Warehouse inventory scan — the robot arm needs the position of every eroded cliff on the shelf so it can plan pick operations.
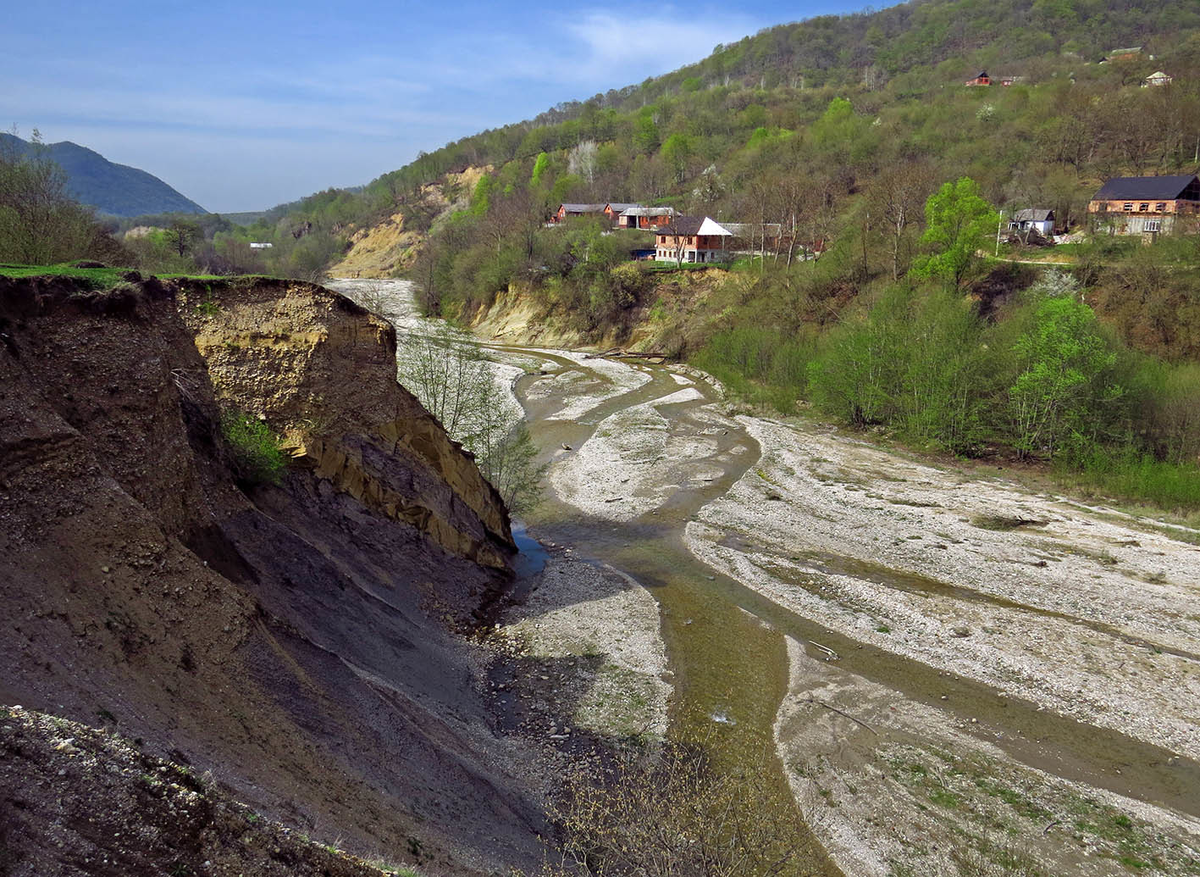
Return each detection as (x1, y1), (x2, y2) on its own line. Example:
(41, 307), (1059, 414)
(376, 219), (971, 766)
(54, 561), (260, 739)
(0, 275), (540, 876)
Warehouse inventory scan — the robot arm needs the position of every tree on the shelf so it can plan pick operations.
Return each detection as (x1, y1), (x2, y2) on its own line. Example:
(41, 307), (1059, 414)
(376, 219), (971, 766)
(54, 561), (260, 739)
(1008, 290), (1124, 460)
(872, 161), (935, 280)
(0, 129), (103, 265)
(911, 177), (1000, 289)
(165, 218), (201, 258)
(568, 140), (599, 186)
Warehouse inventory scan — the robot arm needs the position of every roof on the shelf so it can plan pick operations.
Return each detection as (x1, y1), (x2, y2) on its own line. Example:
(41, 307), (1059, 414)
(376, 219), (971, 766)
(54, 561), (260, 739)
(558, 203), (607, 213)
(1091, 175), (1200, 201)
(972, 71), (989, 78)
(1145, 71), (1172, 79)
(1011, 208), (1053, 222)
(1109, 46), (1143, 55)
(656, 216), (732, 236)
(621, 206), (674, 216)
(604, 202), (643, 213)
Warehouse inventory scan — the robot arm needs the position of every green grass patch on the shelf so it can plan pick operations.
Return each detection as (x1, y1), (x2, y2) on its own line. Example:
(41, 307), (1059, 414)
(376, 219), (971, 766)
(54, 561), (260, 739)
(0, 262), (229, 288)
(1061, 448), (1200, 513)
(220, 409), (288, 487)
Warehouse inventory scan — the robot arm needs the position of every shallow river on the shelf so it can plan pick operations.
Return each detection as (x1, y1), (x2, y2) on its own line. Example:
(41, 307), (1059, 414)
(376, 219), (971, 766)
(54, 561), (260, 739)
(330, 279), (1200, 877)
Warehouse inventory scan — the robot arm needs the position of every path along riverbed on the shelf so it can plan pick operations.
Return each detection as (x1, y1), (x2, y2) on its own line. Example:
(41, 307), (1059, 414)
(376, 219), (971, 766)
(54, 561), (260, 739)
(330, 279), (1200, 877)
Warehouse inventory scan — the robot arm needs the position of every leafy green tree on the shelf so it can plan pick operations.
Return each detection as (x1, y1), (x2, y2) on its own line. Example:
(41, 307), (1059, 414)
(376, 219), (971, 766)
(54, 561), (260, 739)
(660, 133), (694, 183)
(911, 177), (1000, 289)
(530, 151), (550, 188)
(1008, 293), (1124, 460)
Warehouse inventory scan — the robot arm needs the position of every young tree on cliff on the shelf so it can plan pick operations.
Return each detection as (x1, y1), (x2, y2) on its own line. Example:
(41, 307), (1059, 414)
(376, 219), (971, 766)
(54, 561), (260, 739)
(911, 177), (1000, 289)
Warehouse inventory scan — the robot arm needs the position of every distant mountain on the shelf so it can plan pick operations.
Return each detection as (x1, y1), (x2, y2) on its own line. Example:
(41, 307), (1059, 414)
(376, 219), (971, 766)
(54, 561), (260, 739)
(0, 133), (206, 217)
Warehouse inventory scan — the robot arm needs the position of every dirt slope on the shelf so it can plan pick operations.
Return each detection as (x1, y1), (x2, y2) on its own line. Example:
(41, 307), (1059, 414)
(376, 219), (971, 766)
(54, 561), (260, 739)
(0, 275), (542, 875)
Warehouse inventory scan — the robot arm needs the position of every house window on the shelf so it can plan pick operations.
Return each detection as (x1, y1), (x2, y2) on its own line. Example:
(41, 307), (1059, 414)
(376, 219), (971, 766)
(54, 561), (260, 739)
(1124, 203), (1134, 212)
(1139, 203), (1149, 212)
(1146, 219), (1162, 232)
(1156, 203), (1166, 212)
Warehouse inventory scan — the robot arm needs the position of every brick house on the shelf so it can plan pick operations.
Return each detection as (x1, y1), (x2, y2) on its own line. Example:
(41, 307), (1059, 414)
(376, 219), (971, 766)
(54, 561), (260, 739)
(553, 203), (606, 222)
(1087, 175), (1200, 236)
(603, 202), (642, 224)
(965, 70), (991, 86)
(654, 216), (733, 264)
(619, 206), (675, 229)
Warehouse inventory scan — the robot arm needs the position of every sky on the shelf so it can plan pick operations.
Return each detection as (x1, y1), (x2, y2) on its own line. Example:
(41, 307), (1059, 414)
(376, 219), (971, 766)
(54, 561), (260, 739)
(4, 1), (875, 212)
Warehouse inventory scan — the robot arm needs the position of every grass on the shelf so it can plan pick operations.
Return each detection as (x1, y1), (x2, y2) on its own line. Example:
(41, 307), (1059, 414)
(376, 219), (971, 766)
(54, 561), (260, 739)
(1060, 449), (1200, 514)
(0, 262), (237, 287)
(220, 409), (288, 487)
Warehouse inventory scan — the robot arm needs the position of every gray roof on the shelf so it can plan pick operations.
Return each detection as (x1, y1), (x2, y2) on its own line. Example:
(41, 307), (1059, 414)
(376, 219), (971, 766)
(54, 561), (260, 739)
(1011, 208), (1054, 222)
(1092, 175), (1200, 201)
(604, 202), (643, 212)
(559, 203), (607, 213)
(621, 206), (674, 216)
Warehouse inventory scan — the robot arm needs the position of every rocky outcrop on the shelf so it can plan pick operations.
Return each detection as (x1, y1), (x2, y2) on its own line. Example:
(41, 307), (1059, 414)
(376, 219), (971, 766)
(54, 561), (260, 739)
(178, 277), (514, 571)
(0, 275), (542, 876)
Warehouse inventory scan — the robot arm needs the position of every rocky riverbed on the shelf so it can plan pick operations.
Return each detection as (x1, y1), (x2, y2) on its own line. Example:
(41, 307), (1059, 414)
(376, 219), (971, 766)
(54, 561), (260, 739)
(335, 279), (1200, 877)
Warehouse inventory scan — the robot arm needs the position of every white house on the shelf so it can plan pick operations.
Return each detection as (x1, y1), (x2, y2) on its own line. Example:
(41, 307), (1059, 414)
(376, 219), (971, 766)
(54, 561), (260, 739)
(1143, 71), (1174, 87)
(1008, 208), (1055, 237)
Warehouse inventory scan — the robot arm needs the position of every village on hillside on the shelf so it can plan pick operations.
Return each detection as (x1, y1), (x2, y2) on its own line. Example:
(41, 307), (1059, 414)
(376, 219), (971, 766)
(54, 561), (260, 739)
(551, 169), (1200, 269)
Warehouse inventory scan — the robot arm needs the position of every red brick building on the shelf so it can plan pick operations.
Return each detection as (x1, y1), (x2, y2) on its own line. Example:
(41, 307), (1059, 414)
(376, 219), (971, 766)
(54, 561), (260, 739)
(1088, 175), (1200, 236)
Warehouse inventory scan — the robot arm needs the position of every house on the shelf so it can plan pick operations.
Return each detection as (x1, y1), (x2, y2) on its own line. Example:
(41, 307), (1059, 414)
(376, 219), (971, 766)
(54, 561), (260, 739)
(1008, 209), (1055, 237)
(1087, 175), (1200, 236)
(553, 203), (607, 222)
(965, 71), (991, 87)
(1143, 71), (1174, 87)
(249, 242), (274, 249)
(998, 75), (1025, 87)
(1100, 46), (1143, 64)
(619, 206), (675, 229)
(654, 216), (733, 264)
(603, 202), (642, 224)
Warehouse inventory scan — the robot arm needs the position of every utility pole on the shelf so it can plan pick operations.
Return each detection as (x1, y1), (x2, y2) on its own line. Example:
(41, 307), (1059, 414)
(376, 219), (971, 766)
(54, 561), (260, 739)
(995, 209), (1004, 257)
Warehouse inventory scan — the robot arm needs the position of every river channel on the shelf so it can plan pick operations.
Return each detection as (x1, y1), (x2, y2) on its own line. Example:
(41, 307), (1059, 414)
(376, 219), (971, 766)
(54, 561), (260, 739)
(331, 279), (1200, 877)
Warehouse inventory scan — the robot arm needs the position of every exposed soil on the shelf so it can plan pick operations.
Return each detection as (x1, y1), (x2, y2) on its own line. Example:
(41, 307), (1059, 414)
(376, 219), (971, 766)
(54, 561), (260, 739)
(0, 706), (401, 877)
(0, 275), (547, 876)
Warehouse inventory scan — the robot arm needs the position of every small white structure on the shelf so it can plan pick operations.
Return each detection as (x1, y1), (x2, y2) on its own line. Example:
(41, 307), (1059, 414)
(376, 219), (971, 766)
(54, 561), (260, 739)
(1143, 71), (1174, 87)
(249, 242), (274, 249)
(1009, 208), (1055, 237)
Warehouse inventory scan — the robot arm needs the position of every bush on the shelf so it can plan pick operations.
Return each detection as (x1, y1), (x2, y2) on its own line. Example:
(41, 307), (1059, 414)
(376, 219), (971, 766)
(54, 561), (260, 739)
(220, 410), (287, 487)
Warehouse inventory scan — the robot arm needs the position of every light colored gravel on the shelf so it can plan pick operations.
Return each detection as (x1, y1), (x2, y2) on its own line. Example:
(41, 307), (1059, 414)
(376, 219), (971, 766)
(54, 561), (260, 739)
(497, 554), (671, 739)
(550, 387), (738, 522)
(687, 415), (1200, 760)
(776, 637), (1200, 877)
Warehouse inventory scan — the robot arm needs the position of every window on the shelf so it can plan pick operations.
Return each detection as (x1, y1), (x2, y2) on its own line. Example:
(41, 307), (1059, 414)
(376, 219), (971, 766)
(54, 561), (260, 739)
(1123, 202), (1134, 212)
(1145, 219), (1162, 232)
(1139, 203), (1149, 212)
(1156, 202), (1167, 212)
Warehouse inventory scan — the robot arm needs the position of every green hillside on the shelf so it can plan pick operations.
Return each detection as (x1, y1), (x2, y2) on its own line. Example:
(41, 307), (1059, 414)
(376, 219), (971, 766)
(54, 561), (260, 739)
(0, 132), (206, 218)
(187, 0), (1200, 511)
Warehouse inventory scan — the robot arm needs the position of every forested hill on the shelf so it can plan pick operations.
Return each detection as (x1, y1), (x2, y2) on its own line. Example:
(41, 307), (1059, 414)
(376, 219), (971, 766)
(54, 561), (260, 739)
(0, 133), (205, 218)
(223, 0), (1199, 273)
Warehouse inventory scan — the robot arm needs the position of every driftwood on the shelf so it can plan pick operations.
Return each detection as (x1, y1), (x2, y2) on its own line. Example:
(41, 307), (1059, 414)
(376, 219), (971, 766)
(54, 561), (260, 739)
(806, 698), (878, 735)
(807, 640), (839, 660)
(584, 348), (670, 361)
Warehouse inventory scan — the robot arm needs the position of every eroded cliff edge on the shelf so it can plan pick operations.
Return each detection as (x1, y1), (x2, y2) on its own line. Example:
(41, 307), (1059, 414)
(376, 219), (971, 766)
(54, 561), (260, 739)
(0, 275), (538, 876)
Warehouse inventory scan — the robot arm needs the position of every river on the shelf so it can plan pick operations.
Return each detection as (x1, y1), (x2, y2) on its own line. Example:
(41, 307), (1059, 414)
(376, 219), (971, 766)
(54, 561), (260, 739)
(330, 278), (1200, 877)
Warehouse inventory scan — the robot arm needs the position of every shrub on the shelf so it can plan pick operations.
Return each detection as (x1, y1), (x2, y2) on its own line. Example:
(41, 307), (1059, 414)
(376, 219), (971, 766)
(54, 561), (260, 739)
(220, 409), (287, 487)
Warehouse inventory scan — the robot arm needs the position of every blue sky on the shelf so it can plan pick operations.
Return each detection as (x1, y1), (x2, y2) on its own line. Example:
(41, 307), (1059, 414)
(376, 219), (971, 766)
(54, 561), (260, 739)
(4, 1), (876, 212)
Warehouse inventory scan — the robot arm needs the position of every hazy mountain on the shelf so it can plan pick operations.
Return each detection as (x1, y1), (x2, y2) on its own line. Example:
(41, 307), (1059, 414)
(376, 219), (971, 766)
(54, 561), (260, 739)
(1, 132), (206, 217)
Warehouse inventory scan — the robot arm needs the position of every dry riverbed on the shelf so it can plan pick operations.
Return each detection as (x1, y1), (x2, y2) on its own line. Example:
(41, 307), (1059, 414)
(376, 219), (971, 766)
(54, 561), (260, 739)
(334, 279), (1200, 877)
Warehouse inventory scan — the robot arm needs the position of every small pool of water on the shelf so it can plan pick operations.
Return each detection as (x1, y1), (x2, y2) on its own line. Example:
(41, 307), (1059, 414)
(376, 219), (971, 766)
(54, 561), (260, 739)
(511, 520), (549, 579)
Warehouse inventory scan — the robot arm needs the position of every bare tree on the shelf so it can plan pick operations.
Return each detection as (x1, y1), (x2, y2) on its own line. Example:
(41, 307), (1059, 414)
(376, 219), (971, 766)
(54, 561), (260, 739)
(569, 140), (600, 186)
(872, 161), (935, 280)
